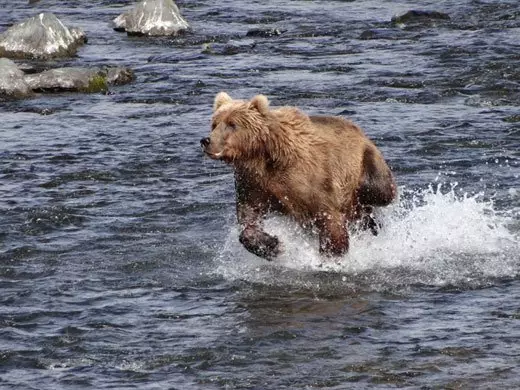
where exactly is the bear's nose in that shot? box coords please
[200,137,210,148]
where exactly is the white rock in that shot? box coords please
[113,0,190,36]
[0,13,86,59]
[0,58,32,99]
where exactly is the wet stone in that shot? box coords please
[15,61,50,75]
[106,67,135,86]
[502,115,520,123]
[113,0,190,36]
[1,59,134,99]
[24,68,108,93]
[246,27,285,38]
[0,13,86,59]
[24,66,135,93]
[202,40,256,56]
[112,14,127,33]
[0,58,33,100]
[391,10,451,26]
[358,28,407,40]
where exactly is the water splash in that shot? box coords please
[214,184,519,291]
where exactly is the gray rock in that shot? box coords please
[0,13,87,59]
[246,28,285,38]
[24,68,105,92]
[24,66,135,93]
[391,10,450,26]
[502,115,520,123]
[202,40,256,56]
[113,13,127,32]
[358,28,407,40]
[0,58,33,99]
[113,0,190,36]
[0,59,134,99]
[106,67,135,86]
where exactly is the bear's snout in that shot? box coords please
[200,137,210,148]
[200,136,223,159]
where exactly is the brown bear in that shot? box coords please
[201,92,396,260]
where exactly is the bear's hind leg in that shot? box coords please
[357,147,396,207]
[355,204,380,236]
[354,146,396,236]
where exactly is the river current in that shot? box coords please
[1,0,520,389]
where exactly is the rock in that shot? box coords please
[358,28,407,40]
[106,67,135,86]
[202,40,256,56]
[113,0,190,36]
[0,13,87,59]
[13,61,49,75]
[1,60,133,99]
[24,66,135,93]
[391,10,450,26]
[0,58,33,99]
[502,115,520,123]
[246,28,285,38]
[24,68,107,93]
[113,14,127,33]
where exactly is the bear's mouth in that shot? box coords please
[205,151,223,159]
[202,148,225,160]
[200,141,231,162]
[204,150,234,163]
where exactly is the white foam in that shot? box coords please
[214,183,519,290]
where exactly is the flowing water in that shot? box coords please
[1,0,520,389]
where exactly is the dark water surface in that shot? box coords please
[1,0,520,389]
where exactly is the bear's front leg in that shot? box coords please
[239,226,280,260]
[318,214,349,256]
[235,186,280,260]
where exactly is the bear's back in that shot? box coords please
[309,115,364,137]
[307,115,370,157]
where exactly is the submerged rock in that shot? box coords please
[113,0,190,36]
[391,10,450,26]
[202,40,256,56]
[502,115,520,123]
[0,58,33,99]
[24,66,135,93]
[358,28,407,40]
[0,13,87,59]
[246,28,285,38]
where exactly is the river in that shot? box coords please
[1,0,520,388]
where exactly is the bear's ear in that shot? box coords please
[214,92,233,112]
[249,94,269,116]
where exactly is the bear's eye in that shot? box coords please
[211,122,217,131]
[228,122,237,130]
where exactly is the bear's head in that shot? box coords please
[200,92,270,163]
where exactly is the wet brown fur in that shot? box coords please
[202,92,396,259]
